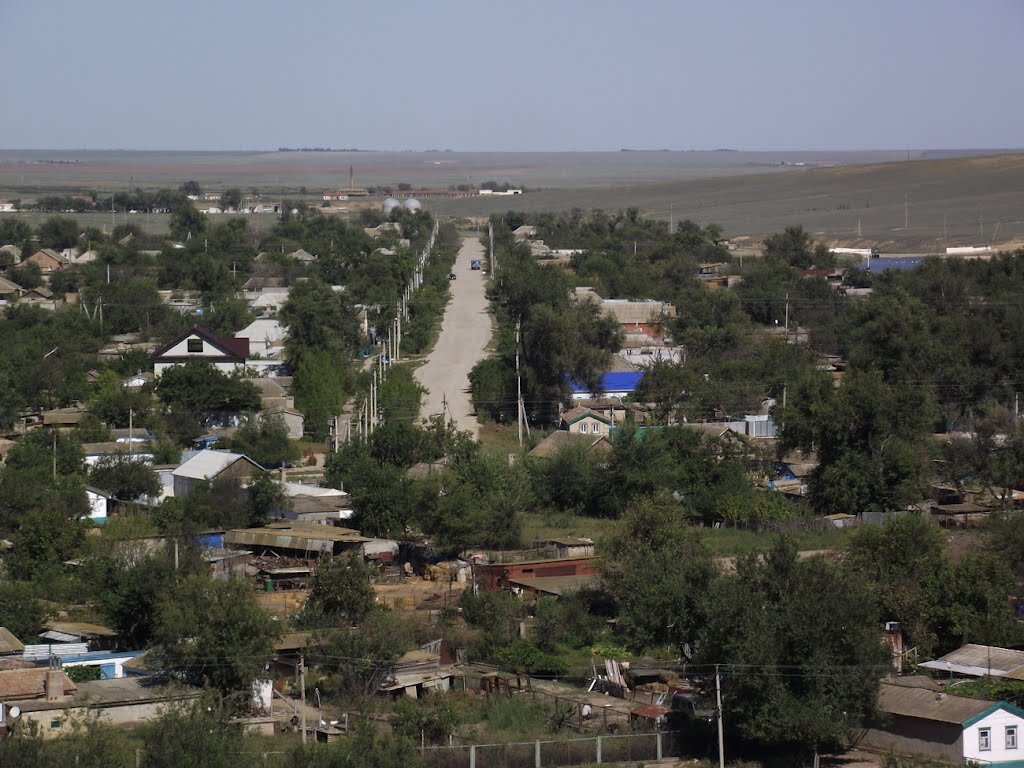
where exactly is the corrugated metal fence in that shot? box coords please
[420,731,680,768]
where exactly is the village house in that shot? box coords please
[151,325,250,376]
[24,248,67,273]
[0,275,24,304]
[527,430,612,460]
[171,449,264,498]
[859,676,1024,766]
[473,557,597,594]
[560,406,613,436]
[568,371,644,401]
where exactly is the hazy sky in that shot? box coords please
[2,0,1021,151]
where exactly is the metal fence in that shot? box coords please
[421,731,681,768]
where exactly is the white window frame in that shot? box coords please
[592,423,601,434]
[1007,725,1018,750]
[979,727,992,752]
[579,423,588,433]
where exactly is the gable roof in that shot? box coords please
[561,407,612,427]
[0,668,76,700]
[0,627,24,655]
[877,679,1008,725]
[152,325,250,360]
[0,275,23,294]
[529,431,612,459]
[172,449,264,480]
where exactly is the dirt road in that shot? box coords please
[415,236,491,437]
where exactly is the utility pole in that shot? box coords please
[715,665,725,768]
[299,654,307,745]
[904,193,908,230]
[128,407,134,461]
[784,293,789,337]
[944,213,948,245]
[52,430,57,480]
[516,318,524,447]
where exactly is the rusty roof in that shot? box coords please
[0,668,76,699]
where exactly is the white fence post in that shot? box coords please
[596,735,602,764]
[470,744,476,768]
[535,740,541,768]
[657,732,663,760]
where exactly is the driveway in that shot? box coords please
[414,236,491,438]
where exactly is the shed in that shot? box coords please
[918,644,1024,679]
[223,522,368,558]
[171,449,264,498]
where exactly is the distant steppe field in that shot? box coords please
[1,148,1022,248]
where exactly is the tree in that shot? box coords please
[90,453,161,500]
[37,216,79,250]
[168,201,206,240]
[301,553,376,626]
[313,610,415,696]
[0,582,48,639]
[7,505,87,583]
[780,369,935,516]
[697,537,887,755]
[155,361,260,419]
[327,442,410,538]
[245,471,290,527]
[291,350,349,441]
[138,699,245,768]
[152,576,280,698]
[228,412,299,467]
[178,180,201,197]
[600,496,716,651]
[219,188,242,211]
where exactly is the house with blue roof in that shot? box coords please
[568,371,644,401]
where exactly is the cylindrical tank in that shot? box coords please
[382,197,401,212]
[403,198,422,210]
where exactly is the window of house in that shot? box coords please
[1007,726,1018,750]
[50,718,61,730]
[579,423,587,433]
[979,727,992,751]
[592,423,601,434]
[187,338,203,353]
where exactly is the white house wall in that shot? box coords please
[964,708,1024,764]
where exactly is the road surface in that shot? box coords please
[415,236,490,437]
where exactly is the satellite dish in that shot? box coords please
[8,705,20,718]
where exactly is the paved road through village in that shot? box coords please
[414,236,491,438]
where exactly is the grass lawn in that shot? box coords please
[519,511,852,557]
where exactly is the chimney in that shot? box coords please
[44,669,66,703]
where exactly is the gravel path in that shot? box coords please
[414,236,491,438]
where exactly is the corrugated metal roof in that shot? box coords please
[173,449,261,480]
[918,644,1024,679]
[568,371,644,395]
[224,523,368,554]
[878,679,994,724]
[505,574,597,596]
[44,621,118,639]
[23,642,89,660]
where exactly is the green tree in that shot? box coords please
[138,699,245,768]
[90,453,161,500]
[0,582,49,639]
[219,188,242,211]
[37,216,79,250]
[168,201,207,240]
[179,180,201,197]
[7,505,87,582]
[152,576,280,698]
[301,553,376,626]
[313,610,415,696]
[698,537,887,755]
[291,349,350,441]
[246,471,290,527]
[228,412,299,467]
[600,496,716,651]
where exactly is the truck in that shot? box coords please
[471,259,481,270]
